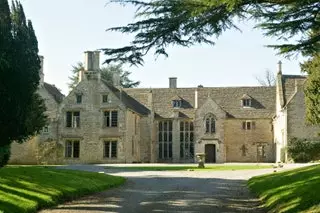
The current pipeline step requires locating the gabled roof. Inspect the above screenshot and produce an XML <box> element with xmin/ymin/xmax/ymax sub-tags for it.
<box><xmin>241</xmin><ymin>94</ymin><xmax>252</xmax><ymax>99</ymax></box>
<box><xmin>282</xmin><ymin>75</ymin><xmax>306</xmax><ymax>106</ymax></box>
<box><xmin>125</xmin><ymin>86</ymin><xmax>276</xmax><ymax>119</ymax></box>
<box><xmin>101</xmin><ymin>80</ymin><xmax>150</xmax><ymax>116</ymax></box>
<box><xmin>44</xmin><ymin>82</ymin><xmax>64</xmax><ymax>103</ymax></box>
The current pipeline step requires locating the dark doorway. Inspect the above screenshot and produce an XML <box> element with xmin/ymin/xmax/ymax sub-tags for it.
<box><xmin>205</xmin><ymin>144</ymin><xmax>216</xmax><ymax>163</ymax></box>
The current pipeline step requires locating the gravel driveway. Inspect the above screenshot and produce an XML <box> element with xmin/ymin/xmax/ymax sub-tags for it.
<box><xmin>39</xmin><ymin>164</ymin><xmax>305</xmax><ymax>213</ymax></box>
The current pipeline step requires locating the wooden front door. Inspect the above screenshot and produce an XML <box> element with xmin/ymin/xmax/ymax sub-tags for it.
<box><xmin>205</xmin><ymin>144</ymin><xmax>216</xmax><ymax>163</ymax></box>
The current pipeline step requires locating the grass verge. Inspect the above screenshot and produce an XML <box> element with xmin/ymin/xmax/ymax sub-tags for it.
<box><xmin>0</xmin><ymin>166</ymin><xmax>125</xmax><ymax>213</ymax></box>
<box><xmin>248</xmin><ymin>164</ymin><xmax>320</xmax><ymax>213</ymax></box>
<box><xmin>105</xmin><ymin>164</ymin><xmax>272</xmax><ymax>171</ymax></box>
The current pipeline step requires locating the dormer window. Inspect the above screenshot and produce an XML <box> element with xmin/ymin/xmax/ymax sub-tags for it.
<box><xmin>172</xmin><ymin>100</ymin><xmax>182</xmax><ymax>108</ymax></box>
<box><xmin>241</xmin><ymin>94</ymin><xmax>252</xmax><ymax>107</ymax></box>
<box><xmin>171</xmin><ymin>95</ymin><xmax>182</xmax><ymax>108</ymax></box>
<box><xmin>242</xmin><ymin>99</ymin><xmax>251</xmax><ymax>107</ymax></box>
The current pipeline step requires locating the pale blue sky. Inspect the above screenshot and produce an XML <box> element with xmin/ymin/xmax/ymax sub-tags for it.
<box><xmin>21</xmin><ymin>0</ymin><xmax>304</xmax><ymax>95</ymax></box>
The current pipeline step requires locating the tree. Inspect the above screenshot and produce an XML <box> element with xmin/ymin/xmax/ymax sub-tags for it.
<box><xmin>68</xmin><ymin>62</ymin><xmax>140</xmax><ymax>90</ymax></box>
<box><xmin>301</xmin><ymin>54</ymin><xmax>320</xmax><ymax>125</ymax></box>
<box><xmin>102</xmin><ymin>0</ymin><xmax>319</xmax><ymax>66</ymax></box>
<box><xmin>255</xmin><ymin>69</ymin><xmax>275</xmax><ymax>86</ymax></box>
<box><xmin>0</xmin><ymin>0</ymin><xmax>46</xmax><ymax>167</ymax></box>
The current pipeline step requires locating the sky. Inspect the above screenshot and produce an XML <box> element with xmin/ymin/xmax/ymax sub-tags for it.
<box><xmin>20</xmin><ymin>0</ymin><xmax>306</xmax><ymax>95</ymax></box>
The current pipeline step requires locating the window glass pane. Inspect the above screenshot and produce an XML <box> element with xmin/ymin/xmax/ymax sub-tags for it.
<box><xmin>76</xmin><ymin>95</ymin><xmax>82</xmax><ymax>103</ymax></box>
<box><xmin>164</xmin><ymin>132</ymin><xmax>167</xmax><ymax>142</ymax></box>
<box><xmin>242</xmin><ymin>122</ymin><xmax>246</xmax><ymax>130</ymax></box>
<box><xmin>180</xmin><ymin>132</ymin><xmax>184</xmax><ymax>142</ymax></box>
<box><xmin>73</xmin><ymin>111</ymin><xmax>80</xmax><ymax>116</ymax></box>
<box><xmin>185</xmin><ymin>122</ymin><xmax>189</xmax><ymax>131</ymax></box>
<box><xmin>104</xmin><ymin>141</ymin><xmax>110</xmax><ymax>158</ymax></box>
<box><xmin>206</xmin><ymin>118</ymin><xmax>210</xmax><ymax>133</ymax></box>
<box><xmin>164</xmin><ymin>121</ymin><xmax>167</xmax><ymax>131</ymax></box>
<box><xmin>247</xmin><ymin>122</ymin><xmax>251</xmax><ymax>130</ymax></box>
<box><xmin>111</xmin><ymin>111</ymin><xmax>118</xmax><ymax>127</ymax></box>
<box><xmin>102</xmin><ymin>95</ymin><xmax>108</xmax><ymax>103</ymax></box>
<box><xmin>180</xmin><ymin>143</ymin><xmax>184</xmax><ymax>158</ymax></box>
<box><xmin>159</xmin><ymin>143</ymin><xmax>163</xmax><ymax>159</ymax></box>
<box><xmin>66</xmin><ymin>112</ymin><xmax>72</xmax><ymax>127</ymax></box>
<box><xmin>169</xmin><ymin>143</ymin><xmax>172</xmax><ymax>158</ymax></box>
<box><xmin>73</xmin><ymin>141</ymin><xmax>80</xmax><ymax>158</ymax></box>
<box><xmin>190</xmin><ymin>143</ymin><xmax>194</xmax><ymax>157</ymax></box>
<box><xmin>190</xmin><ymin>132</ymin><xmax>194</xmax><ymax>142</ymax></box>
<box><xmin>190</xmin><ymin>122</ymin><xmax>194</xmax><ymax>131</ymax></box>
<box><xmin>159</xmin><ymin>122</ymin><xmax>162</xmax><ymax>131</ymax></box>
<box><xmin>65</xmin><ymin>141</ymin><xmax>72</xmax><ymax>157</ymax></box>
<box><xmin>111</xmin><ymin>141</ymin><xmax>117</xmax><ymax>158</ymax></box>
<box><xmin>211</xmin><ymin>118</ymin><xmax>215</xmax><ymax>133</ymax></box>
<box><xmin>158</xmin><ymin>132</ymin><xmax>162</xmax><ymax>142</ymax></box>
<box><xmin>169</xmin><ymin>132</ymin><xmax>172</xmax><ymax>142</ymax></box>
<box><xmin>180</xmin><ymin>122</ymin><xmax>184</xmax><ymax>131</ymax></box>
<box><xmin>164</xmin><ymin>143</ymin><xmax>168</xmax><ymax>158</ymax></box>
<box><xmin>185</xmin><ymin>132</ymin><xmax>189</xmax><ymax>142</ymax></box>
<box><xmin>169</xmin><ymin>121</ymin><xmax>172</xmax><ymax>131</ymax></box>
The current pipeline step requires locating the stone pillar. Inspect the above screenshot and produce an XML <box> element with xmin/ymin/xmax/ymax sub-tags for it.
<box><xmin>172</xmin><ymin>118</ymin><xmax>180</xmax><ymax>163</ymax></box>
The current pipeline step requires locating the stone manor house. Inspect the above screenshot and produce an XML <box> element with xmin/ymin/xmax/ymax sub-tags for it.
<box><xmin>9</xmin><ymin>51</ymin><xmax>320</xmax><ymax>164</ymax></box>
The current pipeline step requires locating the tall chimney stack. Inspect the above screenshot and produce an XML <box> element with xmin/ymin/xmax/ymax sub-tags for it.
<box><xmin>169</xmin><ymin>77</ymin><xmax>177</xmax><ymax>89</ymax></box>
<box><xmin>39</xmin><ymin>56</ymin><xmax>44</xmax><ymax>86</ymax></box>
<box><xmin>278</xmin><ymin>60</ymin><xmax>282</xmax><ymax>74</ymax></box>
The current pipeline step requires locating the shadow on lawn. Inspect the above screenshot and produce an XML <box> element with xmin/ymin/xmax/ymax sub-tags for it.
<box><xmin>42</xmin><ymin>176</ymin><xmax>266</xmax><ymax>213</ymax></box>
<box><xmin>248</xmin><ymin>165</ymin><xmax>320</xmax><ymax>213</ymax></box>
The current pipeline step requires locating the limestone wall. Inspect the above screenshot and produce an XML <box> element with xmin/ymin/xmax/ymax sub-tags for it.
<box><xmin>224</xmin><ymin>118</ymin><xmax>274</xmax><ymax>162</ymax></box>
<box><xmin>287</xmin><ymin>90</ymin><xmax>320</xmax><ymax>140</ymax></box>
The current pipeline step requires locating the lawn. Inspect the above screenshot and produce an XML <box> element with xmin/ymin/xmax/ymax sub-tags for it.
<box><xmin>248</xmin><ymin>164</ymin><xmax>320</xmax><ymax>213</ymax></box>
<box><xmin>105</xmin><ymin>164</ymin><xmax>272</xmax><ymax>171</ymax></box>
<box><xmin>0</xmin><ymin>166</ymin><xmax>125</xmax><ymax>213</ymax></box>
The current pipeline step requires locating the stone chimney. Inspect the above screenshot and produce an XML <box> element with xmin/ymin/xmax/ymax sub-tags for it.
<box><xmin>83</xmin><ymin>50</ymin><xmax>101</xmax><ymax>81</ymax></box>
<box><xmin>39</xmin><ymin>55</ymin><xmax>44</xmax><ymax>86</ymax></box>
<box><xmin>277</xmin><ymin>60</ymin><xmax>282</xmax><ymax>74</ymax></box>
<box><xmin>169</xmin><ymin>77</ymin><xmax>177</xmax><ymax>89</ymax></box>
<box><xmin>113</xmin><ymin>72</ymin><xmax>121</xmax><ymax>87</ymax></box>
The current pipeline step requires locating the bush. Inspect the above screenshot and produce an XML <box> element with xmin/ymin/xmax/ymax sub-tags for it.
<box><xmin>288</xmin><ymin>137</ymin><xmax>320</xmax><ymax>163</ymax></box>
<box><xmin>0</xmin><ymin>144</ymin><xmax>11</xmax><ymax>168</ymax></box>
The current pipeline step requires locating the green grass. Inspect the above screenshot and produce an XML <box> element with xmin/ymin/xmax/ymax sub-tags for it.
<box><xmin>0</xmin><ymin>166</ymin><xmax>125</xmax><ymax>213</ymax></box>
<box><xmin>105</xmin><ymin>164</ymin><xmax>272</xmax><ymax>171</ymax></box>
<box><xmin>248</xmin><ymin>164</ymin><xmax>320</xmax><ymax>213</ymax></box>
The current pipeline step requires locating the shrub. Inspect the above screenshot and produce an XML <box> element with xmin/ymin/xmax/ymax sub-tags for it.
<box><xmin>0</xmin><ymin>145</ymin><xmax>11</xmax><ymax>168</ymax></box>
<box><xmin>288</xmin><ymin>137</ymin><xmax>320</xmax><ymax>162</ymax></box>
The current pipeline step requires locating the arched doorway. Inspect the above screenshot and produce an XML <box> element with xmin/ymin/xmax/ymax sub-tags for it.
<box><xmin>205</xmin><ymin>144</ymin><xmax>216</xmax><ymax>163</ymax></box>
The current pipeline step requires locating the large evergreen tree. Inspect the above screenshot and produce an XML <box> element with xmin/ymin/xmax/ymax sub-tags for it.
<box><xmin>103</xmin><ymin>0</ymin><xmax>319</xmax><ymax>124</ymax></box>
<box><xmin>102</xmin><ymin>0</ymin><xmax>319</xmax><ymax>65</ymax></box>
<box><xmin>0</xmin><ymin>0</ymin><xmax>46</xmax><ymax>167</ymax></box>
<box><xmin>301</xmin><ymin>54</ymin><xmax>320</xmax><ymax>125</ymax></box>
<box><xmin>68</xmin><ymin>62</ymin><xmax>140</xmax><ymax>90</ymax></box>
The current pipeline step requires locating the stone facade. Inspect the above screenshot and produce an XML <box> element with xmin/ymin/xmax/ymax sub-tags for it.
<box><xmin>10</xmin><ymin>54</ymin><xmax>317</xmax><ymax>165</ymax></box>
<box><xmin>273</xmin><ymin>65</ymin><xmax>320</xmax><ymax>162</ymax></box>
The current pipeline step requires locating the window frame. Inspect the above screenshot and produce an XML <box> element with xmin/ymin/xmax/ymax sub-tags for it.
<box><xmin>102</xmin><ymin>94</ymin><xmax>109</xmax><ymax>103</ymax></box>
<box><xmin>158</xmin><ymin>120</ymin><xmax>173</xmax><ymax>160</ymax></box>
<box><xmin>205</xmin><ymin>114</ymin><xmax>216</xmax><ymax>134</ymax></box>
<box><xmin>103</xmin><ymin>110</ymin><xmax>118</xmax><ymax>127</ymax></box>
<box><xmin>104</xmin><ymin>140</ymin><xmax>118</xmax><ymax>158</ymax></box>
<box><xmin>76</xmin><ymin>94</ymin><xmax>82</xmax><ymax>104</ymax></box>
<box><xmin>172</xmin><ymin>100</ymin><xmax>182</xmax><ymax>108</ymax></box>
<box><xmin>65</xmin><ymin>140</ymin><xmax>80</xmax><ymax>158</ymax></box>
<box><xmin>242</xmin><ymin>120</ymin><xmax>256</xmax><ymax>130</ymax></box>
<box><xmin>242</xmin><ymin>99</ymin><xmax>252</xmax><ymax>107</ymax></box>
<box><xmin>66</xmin><ymin>111</ymin><xmax>80</xmax><ymax>128</ymax></box>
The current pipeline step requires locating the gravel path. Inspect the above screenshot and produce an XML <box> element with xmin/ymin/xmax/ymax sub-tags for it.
<box><xmin>39</xmin><ymin>164</ymin><xmax>307</xmax><ymax>213</ymax></box>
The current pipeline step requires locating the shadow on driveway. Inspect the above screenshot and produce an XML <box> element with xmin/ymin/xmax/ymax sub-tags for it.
<box><xmin>40</xmin><ymin>174</ymin><xmax>265</xmax><ymax>213</ymax></box>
